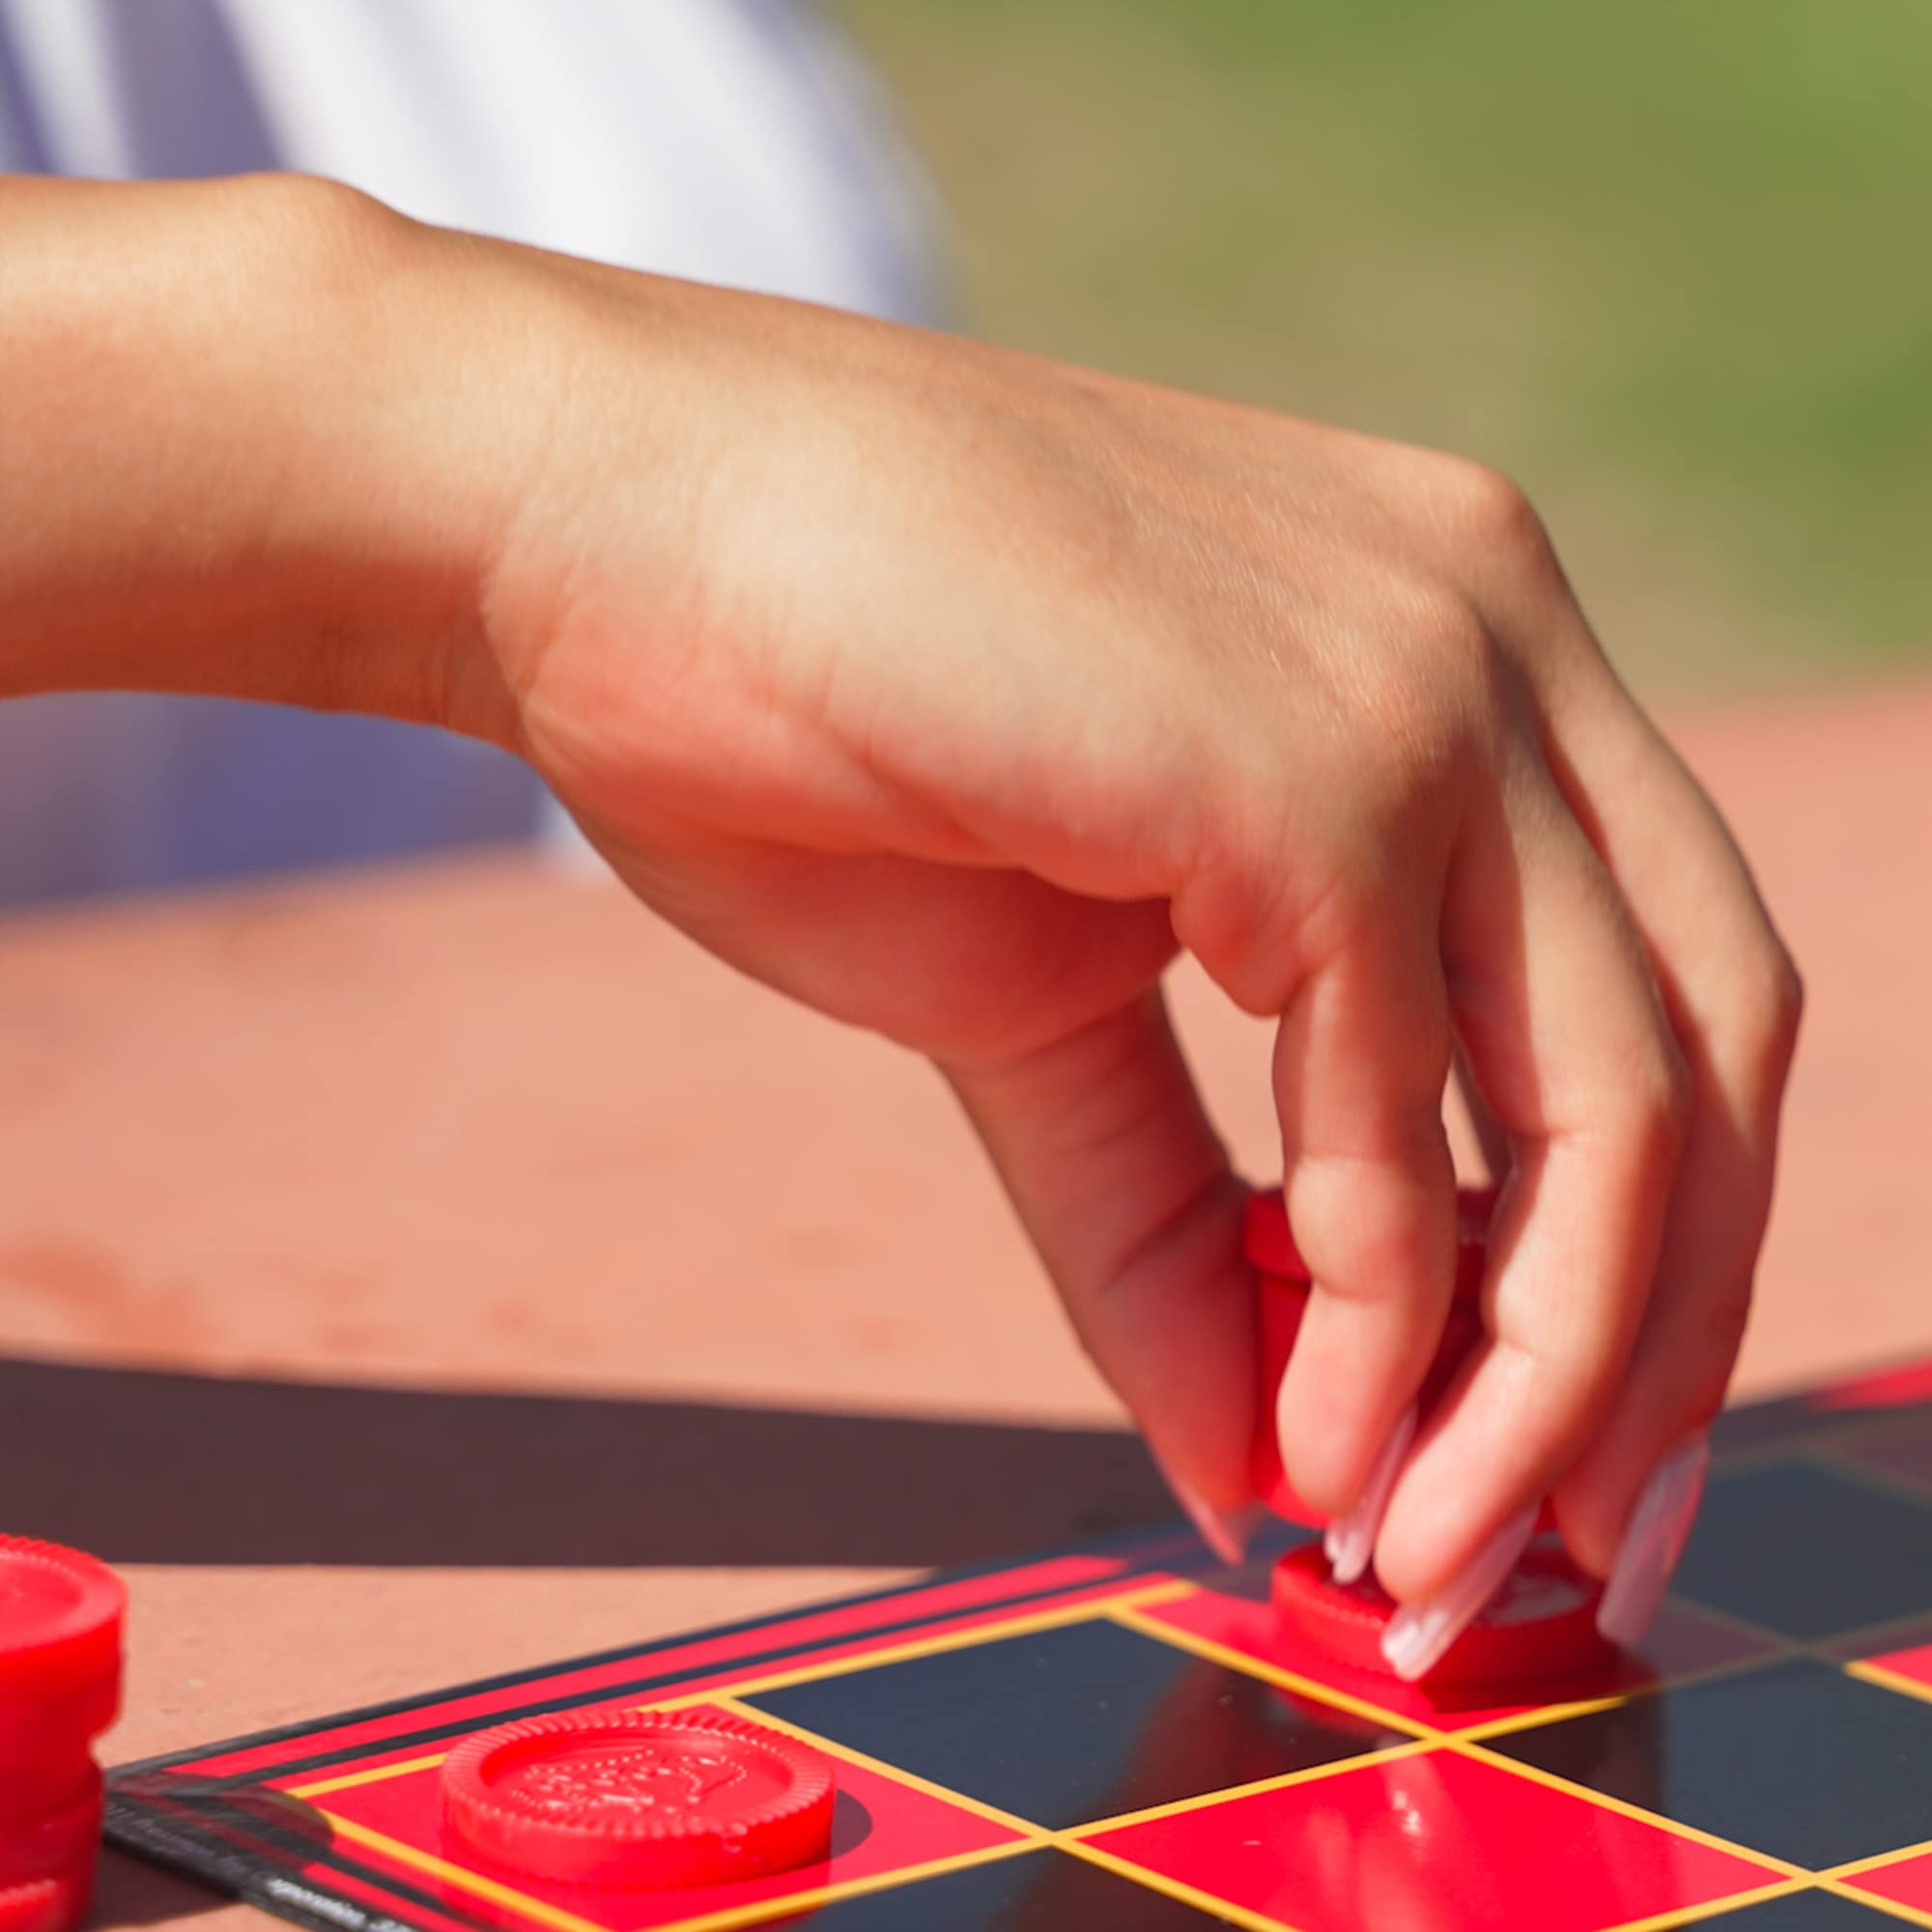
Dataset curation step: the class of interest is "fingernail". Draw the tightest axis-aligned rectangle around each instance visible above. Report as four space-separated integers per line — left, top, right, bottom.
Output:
1596 1435 1711 1649
1380 1504 1537 1682
1324 1406 1416 1585
1154 1452 1257 1567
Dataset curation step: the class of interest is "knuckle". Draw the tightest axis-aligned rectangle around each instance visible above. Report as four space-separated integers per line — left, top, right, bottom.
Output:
1405 585 1492 669
1431 458 1557 578
1293 1158 1455 1300
1740 940 1806 1076
1359 589 1500 778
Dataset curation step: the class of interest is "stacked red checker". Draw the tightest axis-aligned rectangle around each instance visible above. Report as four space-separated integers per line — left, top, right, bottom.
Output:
1248 1183 1552 1534
0 1538 127 1932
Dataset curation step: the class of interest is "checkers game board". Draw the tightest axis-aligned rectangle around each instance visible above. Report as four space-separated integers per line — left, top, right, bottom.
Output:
106 1358 1932 1932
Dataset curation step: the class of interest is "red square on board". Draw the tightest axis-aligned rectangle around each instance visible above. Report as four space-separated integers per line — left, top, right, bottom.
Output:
1856 1639 1932 1694
1083 1747 1784 1932
305 1704 1026 1932
1844 1846 1932 1915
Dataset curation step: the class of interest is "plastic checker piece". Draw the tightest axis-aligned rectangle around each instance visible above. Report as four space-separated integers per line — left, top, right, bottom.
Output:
0 1774 103 1889
1249 1184 1558 1536
1272 1540 1615 1688
0 1678 119 1820
0 1541 125 1706
1244 1183 1499 1290
440 1710 838 1889
0 1745 97 1826
0 1879 81 1932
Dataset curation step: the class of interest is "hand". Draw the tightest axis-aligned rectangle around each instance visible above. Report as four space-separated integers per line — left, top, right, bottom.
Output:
452 234 1800 1616
0 178 1801 1632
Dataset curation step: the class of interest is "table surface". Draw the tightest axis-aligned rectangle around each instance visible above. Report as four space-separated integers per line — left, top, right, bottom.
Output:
2 678 1928 1930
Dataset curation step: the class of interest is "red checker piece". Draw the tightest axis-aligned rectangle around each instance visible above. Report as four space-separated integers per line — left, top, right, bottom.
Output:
1272 1541 1615 1689
441 1710 837 1890
1244 1184 1498 1289
0 1747 97 1826
0 1877 87 1932
0 1678 118 1819
0 1773 103 1889
0 1541 121 1848
0 1540 125 1708
1248 1186 1554 1535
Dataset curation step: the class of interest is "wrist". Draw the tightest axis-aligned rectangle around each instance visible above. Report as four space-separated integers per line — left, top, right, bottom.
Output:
0 174 514 732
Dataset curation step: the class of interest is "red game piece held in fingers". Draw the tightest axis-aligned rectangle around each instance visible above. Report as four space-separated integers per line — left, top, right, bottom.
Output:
1272 1540 1616 1690
441 1710 837 1889
1247 1185 1556 1536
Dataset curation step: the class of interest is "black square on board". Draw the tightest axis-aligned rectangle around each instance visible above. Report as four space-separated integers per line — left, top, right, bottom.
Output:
1699 1890 1910 1928
1672 1462 1932 1639
1486 1659 1932 1870
765 1847 1243 1928
745 1617 1404 1830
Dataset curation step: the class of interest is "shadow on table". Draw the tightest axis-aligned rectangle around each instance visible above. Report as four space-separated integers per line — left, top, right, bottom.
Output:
0 1354 1174 1567
94 1849 231 1931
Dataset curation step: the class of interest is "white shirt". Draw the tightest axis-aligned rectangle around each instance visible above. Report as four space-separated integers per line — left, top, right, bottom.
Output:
0 0 942 903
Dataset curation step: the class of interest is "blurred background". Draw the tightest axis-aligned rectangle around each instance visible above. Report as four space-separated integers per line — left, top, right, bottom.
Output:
844 0 1932 695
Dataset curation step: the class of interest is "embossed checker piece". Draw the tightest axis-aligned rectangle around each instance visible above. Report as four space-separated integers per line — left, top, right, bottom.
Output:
440 1709 837 1889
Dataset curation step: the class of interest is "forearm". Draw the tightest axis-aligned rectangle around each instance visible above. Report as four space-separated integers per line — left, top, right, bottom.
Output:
0 173 515 728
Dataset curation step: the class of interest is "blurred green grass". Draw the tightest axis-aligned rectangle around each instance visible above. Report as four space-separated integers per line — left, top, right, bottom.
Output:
842 0 1932 693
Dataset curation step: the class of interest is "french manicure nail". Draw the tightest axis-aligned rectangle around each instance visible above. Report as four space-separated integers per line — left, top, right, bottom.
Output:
1596 1435 1711 1648
1380 1504 1538 1682
1154 1451 1258 1567
1324 1406 1417 1585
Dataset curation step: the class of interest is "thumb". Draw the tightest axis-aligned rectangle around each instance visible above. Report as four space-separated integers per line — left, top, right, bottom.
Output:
943 986 1259 1561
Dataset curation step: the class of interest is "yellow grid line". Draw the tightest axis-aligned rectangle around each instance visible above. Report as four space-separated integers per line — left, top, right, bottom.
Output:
1446 1738 1809 1882
1806 1442 1932 1514
1059 1739 1436 1840
287 1579 1188 1804
667 1579 1194 1707
293 1752 449 1801
619 1842 1041 1932
1818 1878 1932 1929
1803 1609 1932 1662
1113 1595 1787 1756
1450 1645 1790 1746
705 1695 1045 1841
1603 1879 1810 1931
321 1817 617 1932
314 1710 1932 1932
1106 1604 1443 1739
1060 1837 1305 1932
322 1811 1040 1932
1848 1657 1932 1710
1826 1833 1932 1881
284 1555 1932 1932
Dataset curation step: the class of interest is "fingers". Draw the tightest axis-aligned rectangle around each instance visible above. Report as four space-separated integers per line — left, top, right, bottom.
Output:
1269 888 1461 1522
941 986 1260 1560
1534 690 1802 1597
1373 758 1688 1605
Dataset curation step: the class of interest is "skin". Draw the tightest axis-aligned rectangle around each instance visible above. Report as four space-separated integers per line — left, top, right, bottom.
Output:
0 174 1802 1605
